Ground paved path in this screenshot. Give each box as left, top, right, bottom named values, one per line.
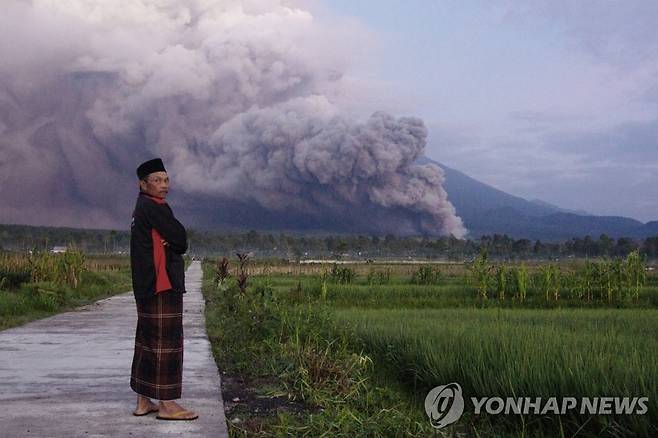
left=0, top=261, right=228, bottom=437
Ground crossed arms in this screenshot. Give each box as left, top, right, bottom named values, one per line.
left=143, top=201, right=188, bottom=254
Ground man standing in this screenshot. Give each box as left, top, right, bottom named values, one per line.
left=129, top=157, right=198, bottom=421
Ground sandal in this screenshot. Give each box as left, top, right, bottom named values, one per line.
left=133, top=405, right=159, bottom=416
left=156, top=409, right=199, bottom=421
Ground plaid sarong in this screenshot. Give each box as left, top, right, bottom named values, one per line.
left=130, top=291, right=183, bottom=400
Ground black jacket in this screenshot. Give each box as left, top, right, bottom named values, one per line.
left=130, top=192, right=187, bottom=301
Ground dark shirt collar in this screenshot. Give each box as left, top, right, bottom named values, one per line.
left=139, top=191, right=167, bottom=205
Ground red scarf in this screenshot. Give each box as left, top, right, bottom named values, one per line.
left=143, top=193, right=172, bottom=294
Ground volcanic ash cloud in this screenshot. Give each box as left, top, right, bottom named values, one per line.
left=171, top=96, right=466, bottom=237
left=0, top=0, right=466, bottom=237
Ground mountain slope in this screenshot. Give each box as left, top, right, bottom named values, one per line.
left=528, top=198, right=589, bottom=216
left=416, top=157, right=559, bottom=218
left=416, top=156, right=655, bottom=241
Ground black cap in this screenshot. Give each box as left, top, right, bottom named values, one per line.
left=136, top=158, right=166, bottom=179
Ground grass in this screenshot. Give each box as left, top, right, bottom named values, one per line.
left=0, top=254, right=132, bottom=331
left=202, top=257, right=658, bottom=437
left=201, top=262, right=435, bottom=437
left=0, top=252, right=193, bottom=331
left=333, top=307, right=657, bottom=437
left=258, top=275, right=658, bottom=310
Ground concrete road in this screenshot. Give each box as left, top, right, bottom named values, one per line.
left=0, top=261, right=228, bottom=437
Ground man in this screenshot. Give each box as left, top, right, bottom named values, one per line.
left=129, top=157, right=198, bottom=421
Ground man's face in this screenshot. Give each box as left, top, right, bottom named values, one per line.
left=139, top=171, right=169, bottom=199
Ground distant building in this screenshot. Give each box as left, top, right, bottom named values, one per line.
left=50, top=246, right=67, bottom=253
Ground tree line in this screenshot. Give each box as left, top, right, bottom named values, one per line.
left=1, top=224, right=657, bottom=260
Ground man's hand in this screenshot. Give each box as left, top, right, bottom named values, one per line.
left=161, top=239, right=169, bottom=246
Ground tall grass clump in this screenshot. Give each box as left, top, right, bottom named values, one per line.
left=512, top=263, right=528, bottom=302
left=28, top=246, right=86, bottom=288
left=328, top=263, right=355, bottom=284
left=410, top=265, right=443, bottom=285
left=467, top=249, right=494, bottom=300
left=0, top=252, right=32, bottom=290
left=366, top=268, right=392, bottom=285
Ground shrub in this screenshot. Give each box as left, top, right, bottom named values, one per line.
left=410, top=265, right=443, bottom=285
left=329, top=263, right=354, bottom=284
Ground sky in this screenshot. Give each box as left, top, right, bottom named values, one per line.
left=0, top=0, right=655, bottom=234
left=311, top=0, right=658, bottom=222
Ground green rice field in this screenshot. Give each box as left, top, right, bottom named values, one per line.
left=219, top=257, right=658, bottom=436
left=333, top=307, right=657, bottom=436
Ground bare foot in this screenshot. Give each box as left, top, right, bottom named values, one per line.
left=133, top=395, right=159, bottom=415
left=157, top=400, right=198, bottom=420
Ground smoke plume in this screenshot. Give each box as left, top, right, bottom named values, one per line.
left=0, top=0, right=466, bottom=238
